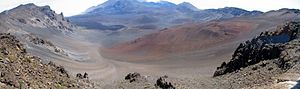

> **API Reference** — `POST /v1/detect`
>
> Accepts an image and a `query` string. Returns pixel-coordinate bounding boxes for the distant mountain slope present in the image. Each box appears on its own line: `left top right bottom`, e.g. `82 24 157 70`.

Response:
69 0 262 31
103 8 300 61
1 3 81 53
176 2 199 12
0 3 80 65
204 7 262 18
0 3 75 33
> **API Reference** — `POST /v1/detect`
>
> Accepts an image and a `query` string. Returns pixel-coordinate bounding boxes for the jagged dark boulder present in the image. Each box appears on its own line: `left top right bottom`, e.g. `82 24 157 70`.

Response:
214 21 300 76
83 72 88 79
155 75 175 89
76 72 89 79
125 72 142 83
76 73 83 79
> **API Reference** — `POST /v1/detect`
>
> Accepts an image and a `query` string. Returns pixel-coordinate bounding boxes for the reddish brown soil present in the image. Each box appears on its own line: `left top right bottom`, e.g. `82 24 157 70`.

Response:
104 20 258 59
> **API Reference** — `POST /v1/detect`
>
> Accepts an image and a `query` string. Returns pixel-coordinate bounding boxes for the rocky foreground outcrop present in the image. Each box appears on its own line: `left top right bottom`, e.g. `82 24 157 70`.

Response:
214 21 300 76
0 33 95 88
213 21 300 88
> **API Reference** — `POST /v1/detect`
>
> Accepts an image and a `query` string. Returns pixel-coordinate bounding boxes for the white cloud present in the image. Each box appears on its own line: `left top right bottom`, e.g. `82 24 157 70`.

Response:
0 0 300 16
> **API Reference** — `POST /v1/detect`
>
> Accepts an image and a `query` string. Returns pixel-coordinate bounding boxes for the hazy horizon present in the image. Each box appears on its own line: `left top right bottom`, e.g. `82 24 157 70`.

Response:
0 0 300 16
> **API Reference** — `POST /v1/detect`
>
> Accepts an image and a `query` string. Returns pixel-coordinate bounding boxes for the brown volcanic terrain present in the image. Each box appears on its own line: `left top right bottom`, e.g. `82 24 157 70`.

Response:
103 8 300 61
2 3 300 89
108 21 257 56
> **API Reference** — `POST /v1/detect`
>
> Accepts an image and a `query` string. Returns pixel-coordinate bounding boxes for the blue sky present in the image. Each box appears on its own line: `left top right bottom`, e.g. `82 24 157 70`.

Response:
0 0 300 16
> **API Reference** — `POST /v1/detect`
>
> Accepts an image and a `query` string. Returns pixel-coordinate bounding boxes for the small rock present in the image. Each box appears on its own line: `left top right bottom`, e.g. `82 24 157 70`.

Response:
155 76 175 89
83 72 88 79
125 72 142 83
76 73 83 79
